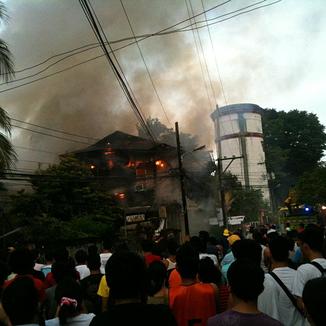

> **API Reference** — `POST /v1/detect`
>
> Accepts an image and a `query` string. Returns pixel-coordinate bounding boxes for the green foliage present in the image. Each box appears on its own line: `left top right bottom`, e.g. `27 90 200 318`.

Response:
262 109 326 203
295 165 326 205
230 187 266 222
8 156 123 244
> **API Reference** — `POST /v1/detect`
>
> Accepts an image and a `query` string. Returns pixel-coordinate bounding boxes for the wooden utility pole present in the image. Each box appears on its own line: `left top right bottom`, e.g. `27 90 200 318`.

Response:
175 122 190 237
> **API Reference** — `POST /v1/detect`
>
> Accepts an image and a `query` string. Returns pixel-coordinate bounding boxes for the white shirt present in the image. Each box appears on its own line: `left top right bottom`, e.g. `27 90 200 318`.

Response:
199 253 219 266
293 258 326 298
46 313 95 326
258 267 305 326
100 252 112 274
75 265 90 280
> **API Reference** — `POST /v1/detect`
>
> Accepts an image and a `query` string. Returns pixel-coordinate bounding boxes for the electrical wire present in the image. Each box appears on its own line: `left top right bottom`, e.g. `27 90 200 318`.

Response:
184 0 213 110
0 0 283 94
120 0 172 127
13 145 59 155
12 124 91 145
79 0 156 142
11 117 99 141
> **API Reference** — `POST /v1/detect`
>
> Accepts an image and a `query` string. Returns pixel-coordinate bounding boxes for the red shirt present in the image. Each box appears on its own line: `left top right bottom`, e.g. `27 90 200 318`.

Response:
168 269 182 288
4 275 45 302
144 253 161 266
169 282 216 326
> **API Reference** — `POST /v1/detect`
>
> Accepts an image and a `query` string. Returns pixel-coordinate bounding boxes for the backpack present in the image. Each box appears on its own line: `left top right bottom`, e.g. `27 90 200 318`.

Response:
309 261 326 276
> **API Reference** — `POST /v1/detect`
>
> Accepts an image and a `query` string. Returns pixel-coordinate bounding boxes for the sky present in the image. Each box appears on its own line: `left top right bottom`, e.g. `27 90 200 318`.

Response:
0 0 325 173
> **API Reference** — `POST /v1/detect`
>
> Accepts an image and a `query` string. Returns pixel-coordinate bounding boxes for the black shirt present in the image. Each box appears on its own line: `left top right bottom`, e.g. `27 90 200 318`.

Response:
90 303 177 326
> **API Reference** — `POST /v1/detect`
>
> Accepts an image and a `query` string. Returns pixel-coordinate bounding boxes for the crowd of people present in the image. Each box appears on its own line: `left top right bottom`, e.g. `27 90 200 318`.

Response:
0 223 325 326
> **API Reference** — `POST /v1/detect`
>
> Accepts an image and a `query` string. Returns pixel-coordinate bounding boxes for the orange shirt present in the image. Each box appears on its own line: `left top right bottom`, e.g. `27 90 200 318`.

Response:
168 269 182 288
169 282 216 326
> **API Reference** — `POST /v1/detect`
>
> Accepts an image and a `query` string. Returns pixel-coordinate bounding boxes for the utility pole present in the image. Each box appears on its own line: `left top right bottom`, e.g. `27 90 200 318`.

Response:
175 122 190 237
217 155 243 228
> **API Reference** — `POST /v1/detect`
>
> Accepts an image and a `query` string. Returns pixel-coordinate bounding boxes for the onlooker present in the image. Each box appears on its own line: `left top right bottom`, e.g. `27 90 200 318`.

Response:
198 257 229 313
46 278 95 326
80 254 103 315
147 261 168 305
41 250 54 277
99 240 112 274
220 235 240 280
141 239 161 266
162 239 178 271
5 248 45 302
75 249 90 280
258 236 305 325
208 259 282 326
90 251 176 326
293 225 326 309
1 276 41 326
302 277 326 326
169 244 216 326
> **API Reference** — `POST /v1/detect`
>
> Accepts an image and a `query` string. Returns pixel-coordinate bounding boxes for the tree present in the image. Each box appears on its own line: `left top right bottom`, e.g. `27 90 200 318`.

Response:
0 2 16 170
8 156 124 244
262 109 326 204
295 165 326 205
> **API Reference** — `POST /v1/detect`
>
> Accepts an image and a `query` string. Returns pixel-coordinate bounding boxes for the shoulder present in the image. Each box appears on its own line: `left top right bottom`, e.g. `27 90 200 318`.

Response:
45 317 59 326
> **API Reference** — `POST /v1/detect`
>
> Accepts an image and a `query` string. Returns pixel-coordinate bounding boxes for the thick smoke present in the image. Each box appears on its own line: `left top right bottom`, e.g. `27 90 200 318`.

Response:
1 0 325 172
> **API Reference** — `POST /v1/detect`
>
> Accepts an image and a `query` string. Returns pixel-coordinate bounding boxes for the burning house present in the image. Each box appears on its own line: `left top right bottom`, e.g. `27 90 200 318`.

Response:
64 131 215 236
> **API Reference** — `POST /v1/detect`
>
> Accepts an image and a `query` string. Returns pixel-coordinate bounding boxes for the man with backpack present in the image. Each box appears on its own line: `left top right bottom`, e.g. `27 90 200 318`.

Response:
293 225 326 310
258 236 305 325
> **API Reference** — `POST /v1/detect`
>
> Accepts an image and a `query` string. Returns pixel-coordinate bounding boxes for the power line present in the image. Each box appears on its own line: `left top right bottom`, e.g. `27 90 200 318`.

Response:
200 0 228 106
120 0 172 127
14 145 59 155
10 117 99 141
184 0 213 110
79 0 156 142
1 0 231 77
0 0 282 94
12 124 91 145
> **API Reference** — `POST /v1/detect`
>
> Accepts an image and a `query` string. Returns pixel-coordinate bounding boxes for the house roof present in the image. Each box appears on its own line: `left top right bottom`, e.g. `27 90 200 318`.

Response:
69 131 175 154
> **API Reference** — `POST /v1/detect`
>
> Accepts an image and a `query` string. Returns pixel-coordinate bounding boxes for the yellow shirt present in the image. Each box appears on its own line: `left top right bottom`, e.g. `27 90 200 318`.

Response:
97 275 110 298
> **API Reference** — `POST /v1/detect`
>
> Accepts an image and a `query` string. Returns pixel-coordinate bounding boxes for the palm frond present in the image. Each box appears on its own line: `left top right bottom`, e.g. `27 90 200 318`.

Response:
0 133 17 170
0 107 11 134
0 40 14 82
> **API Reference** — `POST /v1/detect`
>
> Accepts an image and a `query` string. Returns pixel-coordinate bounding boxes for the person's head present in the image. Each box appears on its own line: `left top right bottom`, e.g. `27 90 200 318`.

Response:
252 230 266 246
105 251 146 302
88 245 98 256
52 261 78 283
176 243 199 280
303 277 326 326
198 257 222 285
55 278 83 325
86 254 101 272
231 239 262 265
297 224 324 259
147 261 167 297
53 247 69 263
228 235 240 247
44 249 54 264
227 259 264 303
269 236 290 263
1 276 39 325
8 248 34 275
167 239 178 257
141 239 154 253
74 249 87 265
102 238 113 252
190 236 206 253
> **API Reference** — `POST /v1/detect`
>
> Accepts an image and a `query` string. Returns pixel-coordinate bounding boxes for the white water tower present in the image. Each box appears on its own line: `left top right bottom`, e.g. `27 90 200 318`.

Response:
211 103 271 202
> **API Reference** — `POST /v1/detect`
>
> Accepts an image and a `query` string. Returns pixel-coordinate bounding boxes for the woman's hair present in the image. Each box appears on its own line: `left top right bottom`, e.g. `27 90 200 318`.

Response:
55 278 83 325
147 261 167 296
